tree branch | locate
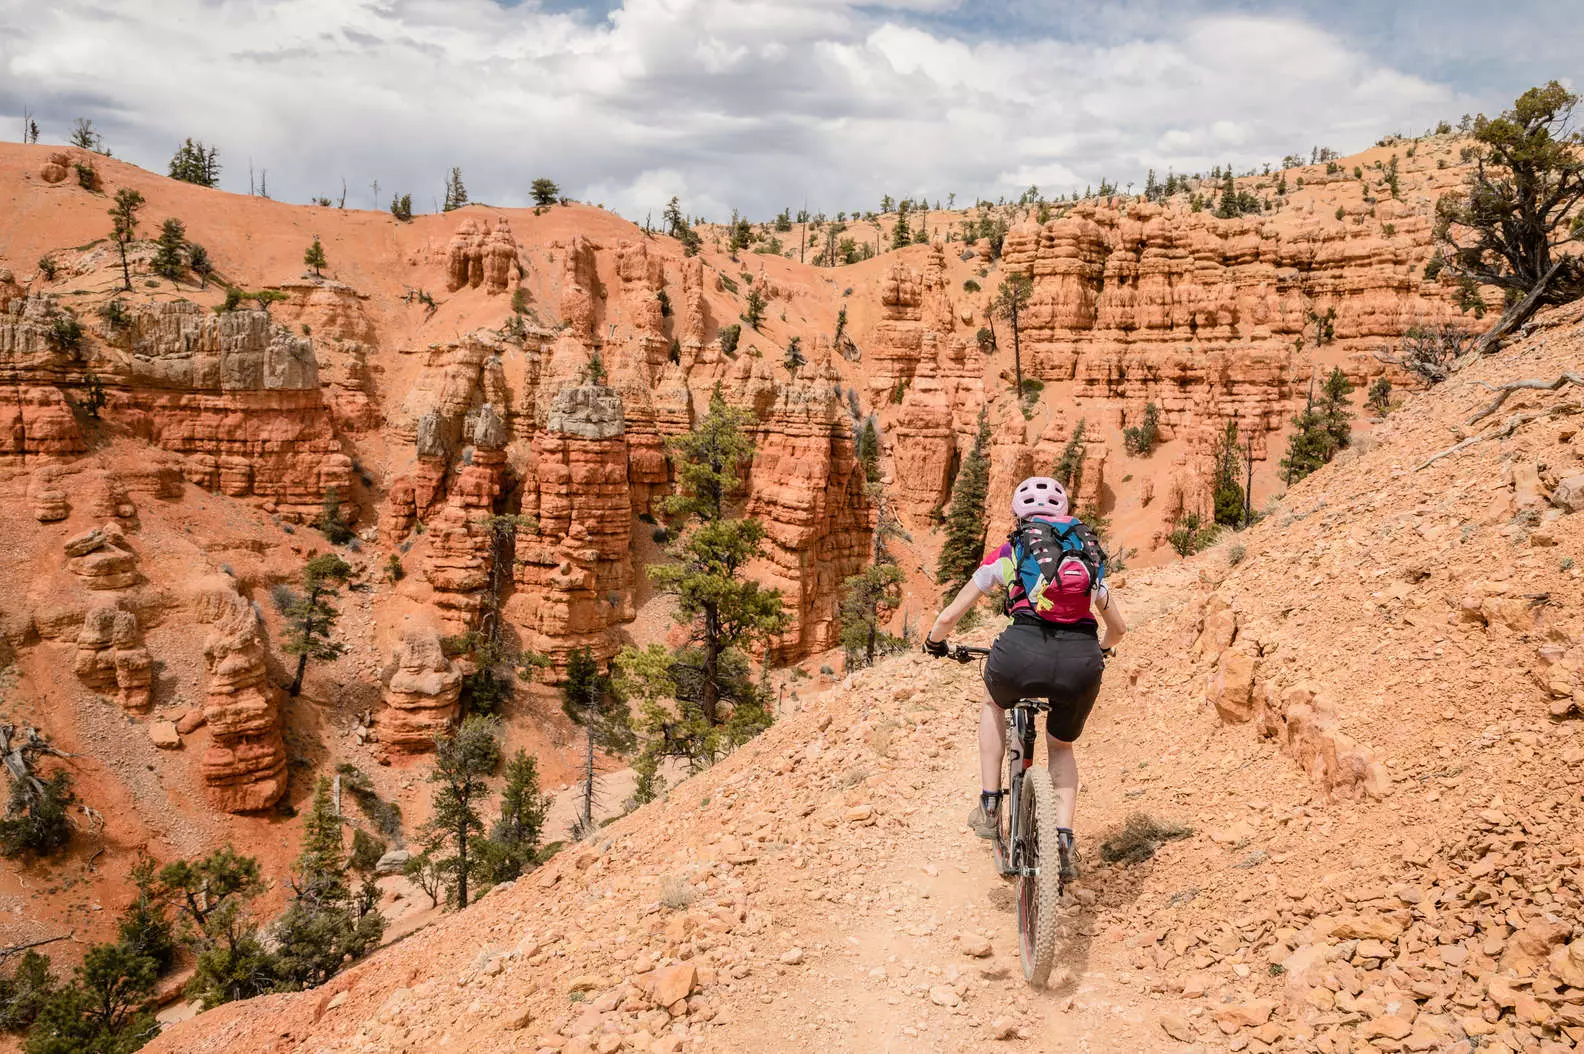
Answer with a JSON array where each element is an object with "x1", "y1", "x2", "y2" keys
[
  {"x1": 1455, "y1": 257, "x2": 1567, "y2": 366},
  {"x1": 1417, "y1": 405, "x2": 1577, "y2": 471},
  {"x1": 1467, "y1": 372, "x2": 1584, "y2": 424},
  {"x1": 0, "y1": 932, "x2": 72, "y2": 961}
]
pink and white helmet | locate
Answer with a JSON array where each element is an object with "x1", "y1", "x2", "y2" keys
[{"x1": 1011, "y1": 476, "x2": 1069, "y2": 520}]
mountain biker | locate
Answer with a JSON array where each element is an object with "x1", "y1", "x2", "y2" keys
[{"x1": 923, "y1": 476, "x2": 1126, "y2": 881}]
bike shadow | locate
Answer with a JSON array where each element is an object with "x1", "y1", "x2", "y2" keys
[{"x1": 983, "y1": 824, "x2": 1158, "y2": 995}]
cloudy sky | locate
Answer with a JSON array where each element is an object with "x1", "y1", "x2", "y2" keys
[{"x1": 1, "y1": 0, "x2": 1578, "y2": 221}]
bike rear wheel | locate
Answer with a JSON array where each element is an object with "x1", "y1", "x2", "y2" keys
[{"x1": 1017, "y1": 769, "x2": 1063, "y2": 987}]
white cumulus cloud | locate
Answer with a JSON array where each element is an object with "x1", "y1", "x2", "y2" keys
[{"x1": 0, "y1": 0, "x2": 1480, "y2": 219}]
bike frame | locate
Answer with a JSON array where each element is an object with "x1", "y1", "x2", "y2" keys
[{"x1": 997, "y1": 702, "x2": 1044, "y2": 880}]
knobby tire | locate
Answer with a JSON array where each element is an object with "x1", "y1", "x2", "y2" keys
[{"x1": 1019, "y1": 769, "x2": 1063, "y2": 987}]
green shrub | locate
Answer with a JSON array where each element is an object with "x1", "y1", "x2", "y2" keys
[
  {"x1": 1122, "y1": 402, "x2": 1160, "y2": 456},
  {"x1": 1166, "y1": 511, "x2": 1218, "y2": 557},
  {"x1": 36, "y1": 255, "x2": 57, "y2": 281},
  {"x1": 45, "y1": 313, "x2": 83, "y2": 356}
]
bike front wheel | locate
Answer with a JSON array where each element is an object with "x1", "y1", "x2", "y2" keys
[{"x1": 1017, "y1": 769, "x2": 1063, "y2": 986}]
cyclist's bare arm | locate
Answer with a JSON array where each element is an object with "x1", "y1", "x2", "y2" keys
[
  {"x1": 1094, "y1": 584, "x2": 1126, "y2": 649},
  {"x1": 927, "y1": 579, "x2": 985, "y2": 644}
]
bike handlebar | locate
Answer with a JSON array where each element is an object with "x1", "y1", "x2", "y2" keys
[{"x1": 938, "y1": 643, "x2": 1114, "y2": 663}]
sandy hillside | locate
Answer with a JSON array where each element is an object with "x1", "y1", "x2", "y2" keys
[{"x1": 144, "y1": 301, "x2": 1584, "y2": 1054}]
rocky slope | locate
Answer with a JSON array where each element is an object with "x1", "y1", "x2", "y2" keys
[
  {"x1": 145, "y1": 303, "x2": 1584, "y2": 1053},
  {"x1": 0, "y1": 132, "x2": 1481, "y2": 965}
]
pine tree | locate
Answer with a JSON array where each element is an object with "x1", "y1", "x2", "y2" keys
[
  {"x1": 116, "y1": 857, "x2": 175, "y2": 974},
  {"x1": 934, "y1": 409, "x2": 991, "y2": 599},
  {"x1": 107, "y1": 188, "x2": 145, "y2": 293},
  {"x1": 279, "y1": 554, "x2": 352, "y2": 697},
  {"x1": 487, "y1": 750, "x2": 551, "y2": 881},
  {"x1": 422, "y1": 717, "x2": 500, "y2": 909},
  {"x1": 168, "y1": 138, "x2": 220, "y2": 187},
  {"x1": 663, "y1": 385, "x2": 754, "y2": 524},
  {"x1": 269, "y1": 775, "x2": 384, "y2": 990},
  {"x1": 318, "y1": 487, "x2": 353, "y2": 543},
  {"x1": 890, "y1": 202, "x2": 911, "y2": 250},
  {"x1": 152, "y1": 218, "x2": 186, "y2": 280},
  {"x1": 993, "y1": 273, "x2": 1033, "y2": 396},
  {"x1": 530, "y1": 178, "x2": 560, "y2": 209},
  {"x1": 1319, "y1": 366, "x2": 1355, "y2": 452},
  {"x1": 25, "y1": 941, "x2": 157, "y2": 1054},
  {"x1": 442, "y1": 167, "x2": 468, "y2": 212},
  {"x1": 1281, "y1": 390, "x2": 1334, "y2": 485},
  {"x1": 560, "y1": 649, "x2": 633, "y2": 839},
  {"x1": 622, "y1": 388, "x2": 787, "y2": 795},
  {"x1": 1211, "y1": 420, "x2": 1244, "y2": 527},
  {"x1": 783, "y1": 336, "x2": 805, "y2": 375},
  {"x1": 293, "y1": 777, "x2": 345, "y2": 903},
  {"x1": 303, "y1": 236, "x2": 326, "y2": 277},
  {"x1": 741, "y1": 287, "x2": 767, "y2": 330},
  {"x1": 856, "y1": 417, "x2": 881, "y2": 483},
  {"x1": 1053, "y1": 418, "x2": 1088, "y2": 501},
  {"x1": 1434, "y1": 82, "x2": 1584, "y2": 345}
]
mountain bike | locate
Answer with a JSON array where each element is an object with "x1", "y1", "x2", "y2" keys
[{"x1": 945, "y1": 643, "x2": 1065, "y2": 986}]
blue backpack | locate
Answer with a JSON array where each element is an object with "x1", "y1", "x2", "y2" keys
[{"x1": 1007, "y1": 516, "x2": 1107, "y2": 621}]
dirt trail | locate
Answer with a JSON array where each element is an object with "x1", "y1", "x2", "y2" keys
[{"x1": 702, "y1": 642, "x2": 1183, "y2": 1053}]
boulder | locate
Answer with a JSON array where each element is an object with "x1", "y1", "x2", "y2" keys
[{"x1": 149, "y1": 722, "x2": 182, "y2": 749}]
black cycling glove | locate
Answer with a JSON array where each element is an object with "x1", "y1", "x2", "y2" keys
[{"x1": 923, "y1": 637, "x2": 948, "y2": 658}]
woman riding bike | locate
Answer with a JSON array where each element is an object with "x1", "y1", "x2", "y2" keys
[{"x1": 923, "y1": 476, "x2": 1126, "y2": 881}]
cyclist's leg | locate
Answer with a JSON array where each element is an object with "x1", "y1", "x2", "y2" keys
[
  {"x1": 1045, "y1": 734, "x2": 1078, "y2": 829},
  {"x1": 978, "y1": 688, "x2": 1006, "y2": 794}
]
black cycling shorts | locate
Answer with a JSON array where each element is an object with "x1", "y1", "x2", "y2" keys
[{"x1": 982, "y1": 618, "x2": 1105, "y2": 742}]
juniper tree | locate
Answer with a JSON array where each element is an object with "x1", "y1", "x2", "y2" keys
[
  {"x1": 158, "y1": 846, "x2": 274, "y2": 1008},
  {"x1": 303, "y1": 236, "x2": 326, "y2": 277},
  {"x1": 390, "y1": 194, "x2": 413, "y2": 221},
  {"x1": 152, "y1": 218, "x2": 186, "y2": 280},
  {"x1": 279, "y1": 554, "x2": 352, "y2": 697},
  {"x1": 839, "y1": 562, "x2": 904, "y2": 668},
  {"x1": 560, "y1": 649, "x2": 632, "y2": 839},
  {"x1": 107, "y1": 189, "x2": 145, "y2": 292},
  {"x1": 0, "y1": 725, "x2": 75, "y2": 859},
  {"x1": 1434, "y1": 81, "x2": 1584, "y2": 350},
  {"x1": 1122, "y1": 402, "x2": 1160, "y2": 456},
  {"x1": 422, "y1": 717, "x2": 500, "y2": 909},
  {"x1": 530, "y1": 178, "x2": 560, "y2": 209},
  {"x1": 934, "y1": 408, "x2": 991, "y2": 599}
]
